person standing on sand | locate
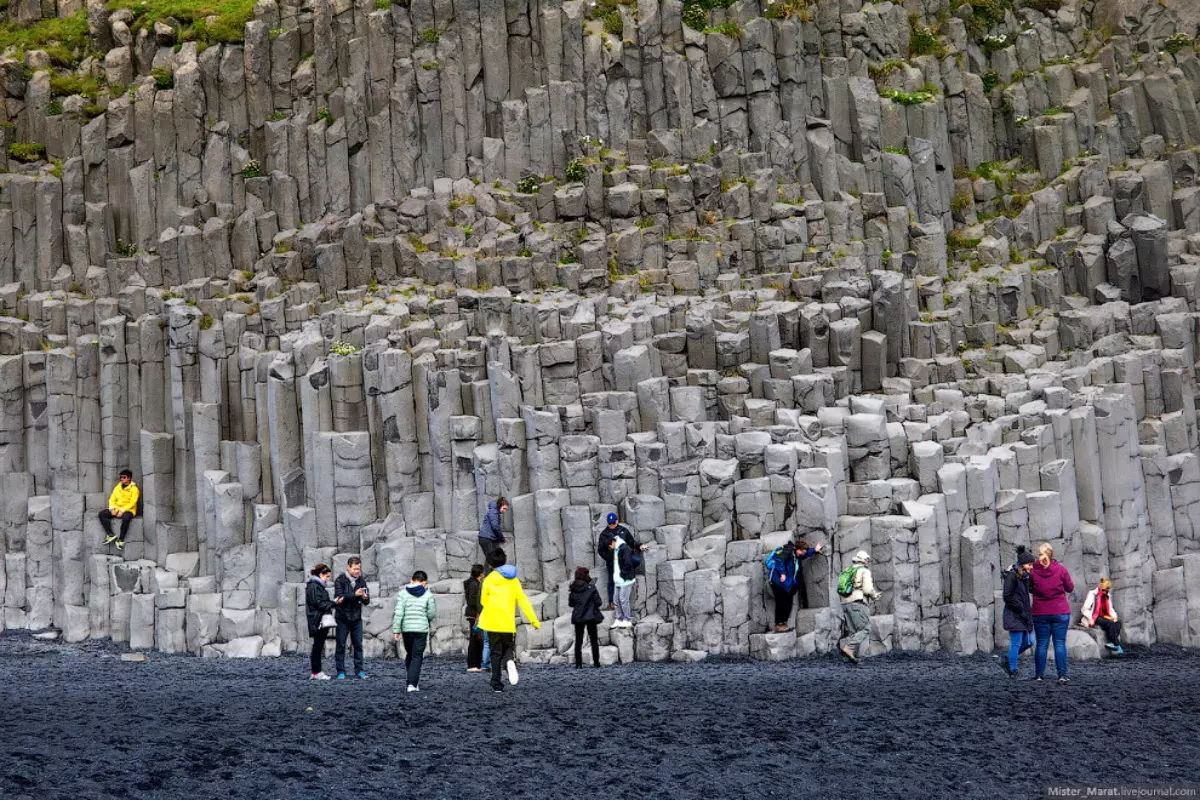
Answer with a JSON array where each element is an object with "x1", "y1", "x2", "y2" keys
[
  {"x1": 392, "y1": 570, "x2": 437, "y2": 692},
  {"x1": 568, "y1": 567, "x2": 604, "y2": 668},
  {"x1": 305, "y1": 564, "x2": 335, "y2": 680},
  {"x1": 838, "y1": 550, "x2": 881, "y2": 664},
  {"x1": 478, "y1": 496, "x2": 509, "y2": 564},
  {"x1": 1030, "y1": 543, "x2": 1074, "y2": 683},
  {"x1": 477, "y1": 548, "x2": 541, "y2": 693},
  {"x1": 333, "y1": 556, "x2": 371, "y2": 680},
  {"x1": 464, "y1": 564, "x2": 486, "y2": 672},
  {"x1": 1000, "y1": 546, "x2": 1036, "y2": 677},
  {"x1": 1080, "y1": 578, "x2": 1125, "y2": 655}
]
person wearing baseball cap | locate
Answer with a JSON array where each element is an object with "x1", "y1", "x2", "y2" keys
[{"x1": 596, "y1": 512, "x2": 642, "y2": 610}]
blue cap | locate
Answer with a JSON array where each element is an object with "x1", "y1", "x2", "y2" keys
[{"x1": 607, "y1": 513, "x2": 618, "y2": 525}]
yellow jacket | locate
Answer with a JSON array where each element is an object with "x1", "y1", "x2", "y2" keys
[
  {"x1": 108, "y1": 482, "x2": 140, "y2": 516},
  {"x1": 477, "y1": 566, "x2": 541, "y2": 633}
]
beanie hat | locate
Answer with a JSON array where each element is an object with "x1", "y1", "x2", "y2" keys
[
  {"x1": 607, "y1": 512, "x2": 618, "y2": 525},
  {"x1": 1017, "y1": 546, "x2": 1035, "y2": 566},
  {"x1": 852, "y1": 550, "x2": 870, "y2": 564}
]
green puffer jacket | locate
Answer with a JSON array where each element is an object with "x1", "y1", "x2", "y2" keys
[{"x1": 392, "y1": 584, "x2": 437, "y2": 633}]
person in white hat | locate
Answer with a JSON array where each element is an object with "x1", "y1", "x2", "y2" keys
[{"x1": 837, "y1": 550, "x2": 881, "y2": 664}]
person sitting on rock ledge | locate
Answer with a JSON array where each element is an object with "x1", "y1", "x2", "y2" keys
[
  {"x1": 837, "y1": 550, "x2": 881, "y2": 664},
  {"x1": 100, "y1": 469, "x2": 140, "y2": 550},
  {"x1": 1080, "y1": 577, "x2": 1125, "y2": 655}
]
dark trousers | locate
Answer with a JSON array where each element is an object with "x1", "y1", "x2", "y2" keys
[
  {"x1": 1096, "y1": 617, "x2": 1122, "y2": 646},
  {"x1": 488, "y1": 631, "x2": 515, "y2": 690},
  {"x1": 335, "y1": 617, "x2": 364, "y2": 675},
  {"x1": 466, "y1": 618, "x2": 485, "y2": 668},
  {"x1": 772, "y1": 583, "x2": 796, "y2": 626},
  {"x1": 401, "y1": 631, "x2": 428, "y2": 687},
  {"x1": 99, "y1": 509, "x2": 134, "y2": 541},
  {"x1": 479, "y1": 538, "x2": 503, "y2": 564},
  {"x1": 574, "y1": 622, "x2": 600, "y2": 667},
  {"x1": 310, "y1": 628, "x2": 329, "y2": 674},
  {"x1": 604, "y1": 561, "x2": 615, "y2": 604}
]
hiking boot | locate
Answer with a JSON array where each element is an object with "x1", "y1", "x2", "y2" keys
[
  {"x1": 839, "y1": 646, "x2": 859, "y2": 664},
  {"x1": 506, "y1": 660, "x2": 519, "y2": 686},
  {"x1": 311, "y1": 672, "x2": 332, "y2": 680},
  {"x1": 774, "y1": 624, "x2": 789, "y2": 633},
  {"x1": 104, "y1": 535, "x2": 117, "y2": 545}
]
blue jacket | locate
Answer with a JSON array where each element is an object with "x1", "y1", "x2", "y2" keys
[
  {"x1": 765, "y1": 546, "x2": 817, "y2": 592},
  {"x1": 478, "y1": 501, "x2": 505, "y2": 542}
]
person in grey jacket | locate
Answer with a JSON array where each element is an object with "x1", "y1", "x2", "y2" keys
[
  {"x1": 839, "y1": 550, "x2": 881, "y2": 664},
  {"x1": 477, "y1": 496, "x2": 509, "y2": 565},
  {"x1": 393, "y1": 571, "x2": 437, "y2": 692}
]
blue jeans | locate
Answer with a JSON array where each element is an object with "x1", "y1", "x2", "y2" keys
[
  {"x1": 1008, "y1": 630, "x2": 1032, "y2": 673},
  {"x1": 1034, "y1": 613, "x2": 1070, "y2": 677}
]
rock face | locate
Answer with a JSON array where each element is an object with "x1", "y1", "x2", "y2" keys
[{"x1": 0, "y1": 0, "x2": 1199, "y2": 662}]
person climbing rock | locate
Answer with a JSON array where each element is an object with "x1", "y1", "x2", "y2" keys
[
  {"x1": 765, "y1": 539, "x2": 824, "y2": 632},
  {"x1": 1001, "y1": 546, "x2": 1036, "y2": 676},
  {"x1": 477, "y1": 496, "x2": 509, "y2": 565},
  {"x1": 100, "y1": 469, "x2": 140, "y2": 549}
]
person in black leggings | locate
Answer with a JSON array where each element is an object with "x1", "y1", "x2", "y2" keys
[
  {"x1": 304, "y1": 564, "x2": 335, "y2": 679},
  {"x1": 568, "y1": 567, "x2": 604, "y2": 668}
]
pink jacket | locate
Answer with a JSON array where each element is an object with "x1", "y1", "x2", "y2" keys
[{"x1": 1029, "y1": 560, "x2": 1074, "y2": 616}]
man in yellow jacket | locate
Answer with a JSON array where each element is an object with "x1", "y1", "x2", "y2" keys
[
  {"x1": 100, "y1": 469, "x2": 140, "y2": 549},
  {"x1": 477, "y1": 548, "x2": 540, "y2": 693}
]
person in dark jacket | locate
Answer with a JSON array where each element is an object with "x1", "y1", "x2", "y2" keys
[
  {"x1": 477, "y1": 496, "x2": 509, "y2": 565},
  {"x1": 568, "y1": 567, "x2": 605, "y2": 668},
  {"x1": 333, "y1": 556, "x2": 371, "y2": 679},
  {"x1": 596, "y1": 513, "x2": 646, "y2": 609},
  {"x1": 1001, "y1": 546, "x2": 1036, "y2": 677},
  {"x1": 305, "y1": 564, "x2": 335, "y2": 679},
  {"x1": 464, "y1": 564, "x2": 486, "y2": 671}
]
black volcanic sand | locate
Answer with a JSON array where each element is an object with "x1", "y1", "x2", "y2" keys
[{"x1": 2, "y1": 633, "x2": 1199, "y2": 800}]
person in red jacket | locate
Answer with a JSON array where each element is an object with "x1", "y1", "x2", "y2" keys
[{"x1": 1029, "y1": 542, "x2": 1075, "y2": 682}]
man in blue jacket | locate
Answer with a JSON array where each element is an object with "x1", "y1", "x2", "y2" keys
[{"x1": 477, "y1": 496, "x2": 509, "y2": 565}]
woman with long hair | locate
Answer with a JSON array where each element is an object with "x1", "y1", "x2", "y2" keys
[
  {"x1": 1029, "y1": 543, "x2": 1075, "y2": 682},
  {"x1": 568, "y1": 566, "x2": 604, "y2": 668},
  {"x1": 304, "y1": 563, "x2": 335, "y2": 679},
  {"x1": 1081, "y1": 577, "x2": 1125, "y2": 655}
]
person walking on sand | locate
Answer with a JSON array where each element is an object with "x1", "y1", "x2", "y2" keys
[
  {"x1": 1000, "y1": 546, "x2": 1036, "y2": 677},
  {"x1": 464, "y1": 564, "x2": 486, "y2": 672},
  {"x1": 568, "y1": 567, "x2": 604, "y2": 668},
  {"x1": 1030, "y1": 543, "x2": 1075, "y2": 683},
  {"x1": 100, "y1": 469, "x2": 140, "y2": 549},
  {"x1": 333, "y1": 556, "x2": 371, "y2": 680},
  {"x1": 765, "y1": 539, "x2": 825, "y2": 632},
  {"x1": 393, "y1": 570, "x2": 437, "y2": 692},
  {"x1": 837, "y1": 550, "x2": 881, "y2": 664},
  {"x1": 477, "y1": 496, "x2": 509, "y2": 564},
  {"x1": 477, "y1": 548, "x2": 541, "y2": 693},
  {"x1": 305, "y1": 564, "x2": 336, "y2": 680},
  {"x1": 610, "y1": 533, "x2": 638, "y2": 628},
  {"x1": 1081, "y1": 577, "x2": 1125, "y2": 655}
]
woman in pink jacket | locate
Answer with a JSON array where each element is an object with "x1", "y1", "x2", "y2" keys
[{"x1": 1029, "y1": 543, "x2": 1074, "y2": 682}]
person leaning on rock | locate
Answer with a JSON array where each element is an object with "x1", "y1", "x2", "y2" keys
[
  {"x1": 838, "y1": 550, "x2": 881, "y2": 664},
  {"x1": 333, "y1": 556, "x2": 371, "y2": 680},
  {"x1": 100, "y1": 469, "x2": 140, "y2": 550},
  {"x1": 477, "y1": 496, "x2": 509, "y2": 565}
]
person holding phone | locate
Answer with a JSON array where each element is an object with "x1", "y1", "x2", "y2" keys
[{"x1": 333, "y1": 556, "x2": 371, "y2": 679}]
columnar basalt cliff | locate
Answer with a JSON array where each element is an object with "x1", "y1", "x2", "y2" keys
[{"x1": 1, "y1": 0, "x2": 1200, "y2": 663}]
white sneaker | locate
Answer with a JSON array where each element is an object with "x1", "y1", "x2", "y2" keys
[
  {"x1": 407, "y1": 684, "x2": 419, "y2": 693},
  {"x1": 506, "y1": 659, "x2": 519, "y2": 686},
  {"x1": 311, "y1": 672, "x2": 332, "y2": 680}
]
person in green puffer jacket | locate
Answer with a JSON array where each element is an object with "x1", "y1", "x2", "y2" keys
[{"x1": 392, "y1": 571, "x2": 437, "y2": 692}]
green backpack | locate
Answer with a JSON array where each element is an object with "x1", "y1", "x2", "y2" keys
[{"x1": 836, "y1": 565, "x2": 862, "y2": 597}]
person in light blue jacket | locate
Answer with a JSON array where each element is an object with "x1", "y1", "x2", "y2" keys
[{"x1": 392, "y1": 571, "x2": 437, "y2": 692}]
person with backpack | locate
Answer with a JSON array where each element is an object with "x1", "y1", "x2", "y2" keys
[
  {"x1": 100, "y1": 469, "x2": 140, "y2": 550},
  {"x1": 765, "y1": 539, "x2": 825, "y2": 632},
  {"x1": 477, "y1": 548, "x2": 541, "y2": 693},
  {"x1": 333, "y1": 556, "x2": 371, "y2": 679},
  {"x1": 837, "y1": 550, "x2": 880, "y2": 664},
  {"x1": 392, "y1": 570, "x2": 437, "y2": 692},
  {"x1": 1030, "y1": 542, "x2": 1075, "y2": 682},
  {"x1": 1001, "y1": 546, "x2": 1036, "y2": 676},
  {"x1": 609, "y1": 534, "x2": 639, "y2": 627},
  {"x1": 1080, "y1": 577, "x2": 1125, "y2": 655},
  {"x1": 477, "y1": 496, "x2": 509, "y2": 564},
  {"x1": 304, "y1": 564, "x2": 336, "y2": 680},
  {"x1": 596, "y1": 513, "x2": 644, "y2": 609},
  {"x1": 464, "y1": 564, "x2": 486, "y2": 672},
  {"x1": 568, "y1": 567, "x2": 604, "y2": 668}
]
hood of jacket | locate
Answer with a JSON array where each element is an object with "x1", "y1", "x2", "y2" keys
[
  {"x1": 307, "y1": 575, "x2": 327, "y2": 586},
  {"x1": 497, "y1": 565, "x2": 518, "y2": 579},
  {"x1": 404, "y1": 583, "x2": 427, "y2": 597},
  {"x1": 569, "y1": 579, "x2": 592, "y2": 594}
]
